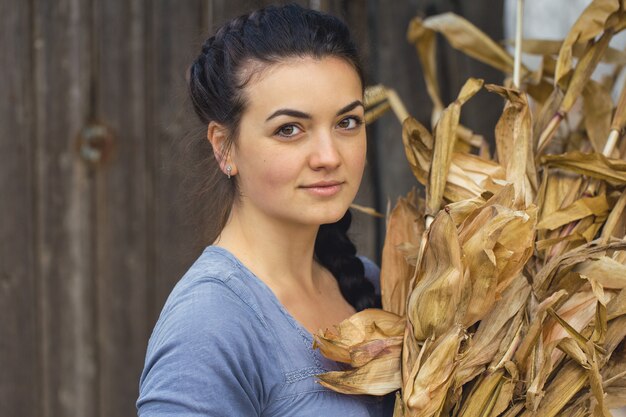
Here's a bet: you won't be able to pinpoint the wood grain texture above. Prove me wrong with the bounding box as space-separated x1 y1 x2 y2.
367 0 430 250
206 0 259 32
0 0 40 415
93 0 150 415
148 0 207 315
32 0 97 416
441 0 504 148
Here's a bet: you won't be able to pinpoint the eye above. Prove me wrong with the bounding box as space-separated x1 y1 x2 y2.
337 116 363 130
275 124 303 138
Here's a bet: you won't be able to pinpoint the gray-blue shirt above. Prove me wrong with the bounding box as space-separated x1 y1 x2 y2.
137 246 395 416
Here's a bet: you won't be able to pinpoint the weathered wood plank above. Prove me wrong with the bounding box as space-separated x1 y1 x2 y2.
258 0 309 8
32 0 97 416
367 0 431 253
0 0 40 415
148 0 207 314
206 0 259 33
412 0 504 145
93 0 150 415
453 0 504 146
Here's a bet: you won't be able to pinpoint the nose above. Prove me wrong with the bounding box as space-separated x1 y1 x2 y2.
308 130 341 171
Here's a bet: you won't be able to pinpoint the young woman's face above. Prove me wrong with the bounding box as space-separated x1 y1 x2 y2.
231 56 366 228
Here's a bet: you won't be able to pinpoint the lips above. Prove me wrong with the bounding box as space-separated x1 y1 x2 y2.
300 180 344 188
299 180 345 197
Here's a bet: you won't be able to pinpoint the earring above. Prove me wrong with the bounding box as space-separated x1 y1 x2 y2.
226 165 232 179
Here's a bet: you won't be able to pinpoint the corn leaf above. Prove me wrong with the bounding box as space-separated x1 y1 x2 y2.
534 240 626 299
536 195 609 230
541 151 626 187
457 369 506 417
419 13 520 75
514 38 626 65
406 18 443 123
575 256 626 289
611 68 626 132
554 0 620 84
427 78 483 216
582 80 613 154
600 190 626 243
402 117 432 186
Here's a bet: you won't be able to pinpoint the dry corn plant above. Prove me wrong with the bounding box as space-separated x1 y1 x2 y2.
313 1 626 416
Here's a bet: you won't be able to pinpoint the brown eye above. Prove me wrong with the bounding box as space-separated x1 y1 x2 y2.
337 116 362 130
275 124 302 138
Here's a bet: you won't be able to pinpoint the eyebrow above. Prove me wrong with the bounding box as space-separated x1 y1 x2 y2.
265 100 364 122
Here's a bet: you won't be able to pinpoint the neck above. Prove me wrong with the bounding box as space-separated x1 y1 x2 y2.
214 203 323 293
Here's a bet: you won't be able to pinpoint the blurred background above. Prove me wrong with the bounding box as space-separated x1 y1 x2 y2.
2 0 623 416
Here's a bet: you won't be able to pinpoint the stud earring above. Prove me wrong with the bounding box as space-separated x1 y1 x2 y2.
226 165 232 179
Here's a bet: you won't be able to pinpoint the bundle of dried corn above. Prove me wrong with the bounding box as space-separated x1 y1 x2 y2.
315 1 626 416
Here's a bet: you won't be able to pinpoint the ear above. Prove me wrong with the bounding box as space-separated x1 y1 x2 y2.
207 121 237 176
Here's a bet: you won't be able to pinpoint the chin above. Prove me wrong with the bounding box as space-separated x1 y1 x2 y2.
314 207 350 226
285 199 354 227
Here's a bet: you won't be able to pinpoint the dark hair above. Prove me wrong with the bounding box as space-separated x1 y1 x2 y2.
186 3 378 311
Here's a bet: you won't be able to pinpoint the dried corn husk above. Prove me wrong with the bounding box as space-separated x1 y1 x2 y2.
406 210 465 342
486 84 538 206
404 326 466 417
402 117 507 204
455 275 530 387
314 309 405 395
314 309 405 364
316 350 402 395
380 190 424 316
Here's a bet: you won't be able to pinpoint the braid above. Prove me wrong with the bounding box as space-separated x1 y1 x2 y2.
315 211 379 311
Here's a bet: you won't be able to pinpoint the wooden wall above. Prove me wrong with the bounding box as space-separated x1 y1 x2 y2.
0 1 502 416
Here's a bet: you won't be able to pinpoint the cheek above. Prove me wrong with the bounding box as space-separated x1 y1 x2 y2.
346 139 367 178
241 151 298 191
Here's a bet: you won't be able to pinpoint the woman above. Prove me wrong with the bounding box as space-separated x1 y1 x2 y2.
137 4 392 416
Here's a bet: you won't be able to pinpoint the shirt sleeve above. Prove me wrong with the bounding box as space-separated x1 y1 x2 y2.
137 278 267 416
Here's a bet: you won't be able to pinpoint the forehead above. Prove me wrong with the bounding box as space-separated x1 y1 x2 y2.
239 56 363 116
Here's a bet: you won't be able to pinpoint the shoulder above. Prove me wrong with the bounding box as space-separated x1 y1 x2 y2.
142 247 279 387
151 247 270 348
151 277 261 348
138 248 275 415
358 255 381 295
161 246 269 325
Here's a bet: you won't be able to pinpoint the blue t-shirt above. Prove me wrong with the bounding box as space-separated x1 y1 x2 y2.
137 246 395 416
